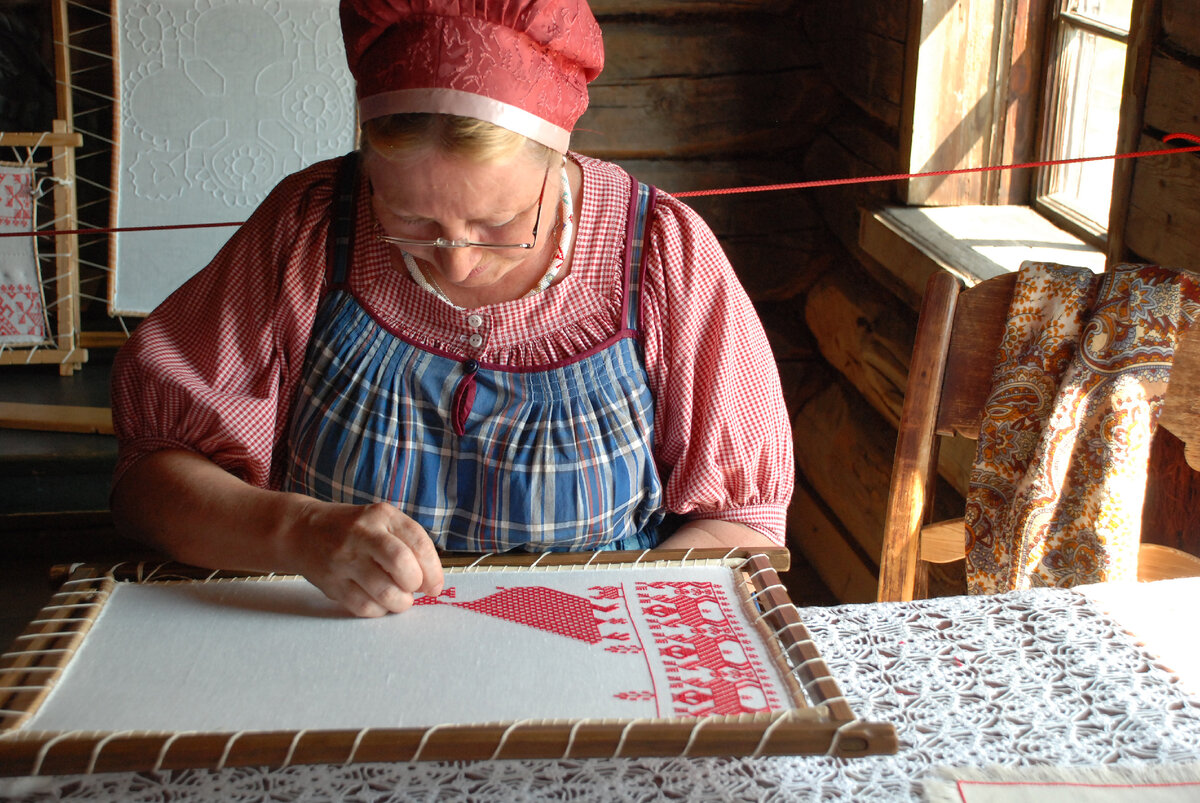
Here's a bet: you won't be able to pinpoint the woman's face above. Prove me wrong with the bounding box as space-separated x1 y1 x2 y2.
365 146 554 295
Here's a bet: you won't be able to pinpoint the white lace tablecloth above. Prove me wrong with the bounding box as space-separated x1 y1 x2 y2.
3 580 1199 802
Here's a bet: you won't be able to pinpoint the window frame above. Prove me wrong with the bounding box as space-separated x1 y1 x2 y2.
858 0 1154 304
1033 1 1133 247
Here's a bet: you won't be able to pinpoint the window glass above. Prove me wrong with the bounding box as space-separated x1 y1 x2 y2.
1065 0 1133 32
1042 28 1127 229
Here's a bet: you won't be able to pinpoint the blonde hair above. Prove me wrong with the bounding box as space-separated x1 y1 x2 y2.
362 114 555 165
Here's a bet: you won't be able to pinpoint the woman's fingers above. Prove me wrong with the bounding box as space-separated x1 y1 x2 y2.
375 508 444 596
359 563 417 614
337 577 391 618
297 500 442 617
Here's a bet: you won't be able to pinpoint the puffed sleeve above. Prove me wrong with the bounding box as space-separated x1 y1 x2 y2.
639 192 794 544
110 160 341 491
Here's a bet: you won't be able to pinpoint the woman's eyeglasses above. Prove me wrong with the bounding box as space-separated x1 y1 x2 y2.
375 164 551 251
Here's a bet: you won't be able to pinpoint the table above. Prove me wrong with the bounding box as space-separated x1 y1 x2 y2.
3 578 1199 801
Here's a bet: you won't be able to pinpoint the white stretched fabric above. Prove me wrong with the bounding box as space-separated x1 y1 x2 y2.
110 0 356 315
21 564 795 733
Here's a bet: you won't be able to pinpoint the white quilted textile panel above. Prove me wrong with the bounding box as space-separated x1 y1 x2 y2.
111 0 356 315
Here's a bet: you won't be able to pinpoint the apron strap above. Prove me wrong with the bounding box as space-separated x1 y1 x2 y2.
622 180 656 333
326 151 361 288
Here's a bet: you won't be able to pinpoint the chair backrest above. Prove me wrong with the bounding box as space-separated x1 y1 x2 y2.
876 270 1200 602
1161 323 1200 472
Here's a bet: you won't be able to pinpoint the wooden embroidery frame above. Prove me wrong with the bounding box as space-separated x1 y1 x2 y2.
0 549 897 776
0 1 88 376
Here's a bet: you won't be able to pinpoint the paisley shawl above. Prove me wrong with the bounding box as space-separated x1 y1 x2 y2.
965 261 1200 593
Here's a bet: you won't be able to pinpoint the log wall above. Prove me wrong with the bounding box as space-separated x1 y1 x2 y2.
12 0 1196 597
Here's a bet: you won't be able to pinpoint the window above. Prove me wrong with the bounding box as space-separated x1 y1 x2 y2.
861 0 1138 296
1037 0 1134 242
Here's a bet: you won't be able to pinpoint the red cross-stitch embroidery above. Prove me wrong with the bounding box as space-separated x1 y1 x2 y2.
0 166 43 342
638 581 784 717
0 284 42 337
0 170 32 226
412 578 786 719
414 585 629 645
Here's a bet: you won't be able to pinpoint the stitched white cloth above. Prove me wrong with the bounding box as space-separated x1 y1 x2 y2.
19 566 799 732
3 581 1200 801
0 164 45 346
110 0 356 315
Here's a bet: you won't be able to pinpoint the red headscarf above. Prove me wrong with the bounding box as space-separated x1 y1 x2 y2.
341 0 604 152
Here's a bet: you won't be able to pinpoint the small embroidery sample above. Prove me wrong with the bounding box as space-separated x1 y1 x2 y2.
0 165 44 345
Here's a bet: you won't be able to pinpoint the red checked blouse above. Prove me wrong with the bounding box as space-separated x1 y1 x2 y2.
110 153 794 543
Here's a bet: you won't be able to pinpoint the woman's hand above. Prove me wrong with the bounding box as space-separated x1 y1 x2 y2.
111 449 443 618
284 499 443 617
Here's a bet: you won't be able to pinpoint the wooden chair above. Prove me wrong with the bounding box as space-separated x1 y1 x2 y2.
877 270 1200 602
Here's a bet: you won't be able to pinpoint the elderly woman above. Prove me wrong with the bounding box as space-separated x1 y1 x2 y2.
110 0 793 617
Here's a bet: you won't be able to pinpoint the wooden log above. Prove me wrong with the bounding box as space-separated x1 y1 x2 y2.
788 478 879 603
802 0 907 42
778 356 877 606
1142 52 1200 138
613 157 811 199
1161 0 1200 56
720 232 839 303
596 19 818 84
792 373 894 561
791 361 966 569
614 156 821 236
575 70 839 159
1125 134 1200 269
801 120 900 257
1141 427 1200 559
803 263 979 496
803 264 913 429
574 19 837 159
757 309 818 363
776 358 831 419
824 31 905 130
801 0 907 130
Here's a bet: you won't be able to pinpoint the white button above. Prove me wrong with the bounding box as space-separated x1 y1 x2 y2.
466 314 484 328
468 333 484 348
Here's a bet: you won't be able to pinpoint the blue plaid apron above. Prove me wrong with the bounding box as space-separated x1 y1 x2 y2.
283 154 665 552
